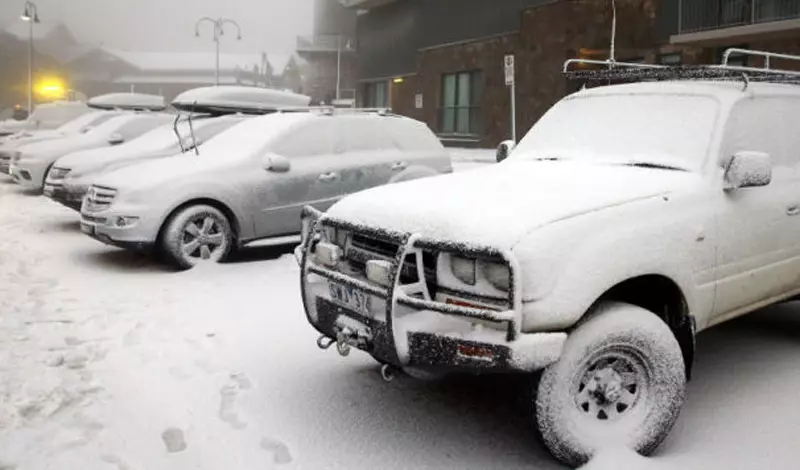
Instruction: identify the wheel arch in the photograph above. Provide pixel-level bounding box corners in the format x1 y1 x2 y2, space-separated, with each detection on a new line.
593 274 696 381
156 197 242 248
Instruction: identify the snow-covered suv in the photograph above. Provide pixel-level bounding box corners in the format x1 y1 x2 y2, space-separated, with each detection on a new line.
297 61 800 465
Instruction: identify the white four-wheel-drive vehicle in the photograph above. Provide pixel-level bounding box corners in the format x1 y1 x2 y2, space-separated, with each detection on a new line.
44 86 312 211
296 48 800 466
9 93 171 192
79 107 452 269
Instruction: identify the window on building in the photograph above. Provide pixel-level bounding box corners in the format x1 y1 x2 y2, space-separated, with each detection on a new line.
658 53 683 65
716 44 749 66
620 57 645 64
364 81 388 108
441 70 482 135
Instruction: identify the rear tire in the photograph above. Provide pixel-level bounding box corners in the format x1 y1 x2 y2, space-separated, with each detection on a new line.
534 301 686 467
161 205 234 270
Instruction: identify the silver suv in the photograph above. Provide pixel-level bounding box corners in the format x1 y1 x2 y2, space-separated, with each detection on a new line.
79 109 452 269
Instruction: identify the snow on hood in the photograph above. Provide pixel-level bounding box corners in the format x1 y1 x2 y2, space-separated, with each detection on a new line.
18 133 101 160
93 152 223 191
326 160 700 249
55 144 174 173
0 130 65 149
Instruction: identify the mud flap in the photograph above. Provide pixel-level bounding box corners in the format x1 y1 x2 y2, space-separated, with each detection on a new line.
675 314 696 381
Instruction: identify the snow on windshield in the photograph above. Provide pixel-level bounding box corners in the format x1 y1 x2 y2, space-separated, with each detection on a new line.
197 112 309 158
120 118 216 153
83 114 139 137
56 111 115 134
512 93 721 172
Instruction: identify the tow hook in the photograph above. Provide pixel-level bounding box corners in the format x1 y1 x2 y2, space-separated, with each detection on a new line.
380 364 399 382
317 335 335 350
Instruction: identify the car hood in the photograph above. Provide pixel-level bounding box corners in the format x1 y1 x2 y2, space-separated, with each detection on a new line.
92 151 225 191
57 145 175 174
19 134 102 160
326 159 701 249
1 130 67 149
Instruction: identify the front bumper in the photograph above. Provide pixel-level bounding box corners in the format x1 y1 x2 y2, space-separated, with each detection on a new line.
10 161 46 190
44 182 87 211
79 195 159 253
298 207 566 374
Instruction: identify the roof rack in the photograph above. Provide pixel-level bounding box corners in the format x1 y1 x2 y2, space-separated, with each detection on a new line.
562 48 800 89
274 106 398 117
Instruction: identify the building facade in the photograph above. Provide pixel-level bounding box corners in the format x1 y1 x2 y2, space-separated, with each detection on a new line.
344 0 800 148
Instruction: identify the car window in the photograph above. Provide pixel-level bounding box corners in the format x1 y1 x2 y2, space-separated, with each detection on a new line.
116 115 171 141
333 117 390 153
195 119 243 144
385 118 443 152
273 118 335 157
722 97 800 172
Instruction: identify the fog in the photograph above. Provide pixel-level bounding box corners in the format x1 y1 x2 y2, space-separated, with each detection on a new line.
0 0 314 53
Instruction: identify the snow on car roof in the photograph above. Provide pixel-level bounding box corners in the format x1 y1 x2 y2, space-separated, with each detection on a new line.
87 93 167 111
577 80 800 101
171 86 311 114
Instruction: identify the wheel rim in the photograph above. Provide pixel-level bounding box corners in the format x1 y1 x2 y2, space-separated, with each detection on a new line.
572 347 650 422
180 215 226 263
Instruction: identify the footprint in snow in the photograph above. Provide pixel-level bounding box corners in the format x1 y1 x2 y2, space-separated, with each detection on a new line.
161 427 188 453
260 436 293 464
218 373 252 430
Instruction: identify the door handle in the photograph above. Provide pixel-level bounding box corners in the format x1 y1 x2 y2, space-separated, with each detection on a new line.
391 162 408 171
787 204 800 216
318 172 337 182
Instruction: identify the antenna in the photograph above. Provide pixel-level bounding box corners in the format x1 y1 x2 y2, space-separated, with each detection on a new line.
172 114 185 153
189 101 199 156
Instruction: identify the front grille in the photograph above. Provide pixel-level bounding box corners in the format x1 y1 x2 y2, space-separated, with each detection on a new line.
344 231 438 287
48 167 71 181
81 214 107 224
84 185 117 212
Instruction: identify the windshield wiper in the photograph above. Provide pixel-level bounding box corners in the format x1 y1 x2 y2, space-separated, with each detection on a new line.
622 162 687 172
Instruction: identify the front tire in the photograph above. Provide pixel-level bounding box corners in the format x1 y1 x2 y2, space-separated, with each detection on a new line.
534 301 686 467
161 205 234 270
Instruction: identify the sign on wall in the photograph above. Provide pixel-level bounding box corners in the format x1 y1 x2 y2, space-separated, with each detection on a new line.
415 93 423 109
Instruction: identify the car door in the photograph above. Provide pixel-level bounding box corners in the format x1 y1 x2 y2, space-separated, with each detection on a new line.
254 117 342 238
712 96 800 320
334 115 404 196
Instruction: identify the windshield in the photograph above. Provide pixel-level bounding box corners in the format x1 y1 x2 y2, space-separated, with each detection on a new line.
84 114 137 137
56 111 117 134
122 117 218 153
28 104 86 123
512 93 721 172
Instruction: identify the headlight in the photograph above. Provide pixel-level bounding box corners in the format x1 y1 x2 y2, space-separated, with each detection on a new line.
48 167 71 180
450 255 477 285
482 261 511 292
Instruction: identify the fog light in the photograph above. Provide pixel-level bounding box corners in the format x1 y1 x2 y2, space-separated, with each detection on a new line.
315 242 343 267
110 216 139 228
366 260 393 287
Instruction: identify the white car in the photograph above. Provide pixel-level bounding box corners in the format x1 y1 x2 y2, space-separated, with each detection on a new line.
44 85 313 210
0 110 124 175
79 109 452 269
44 114 249 210
0 100 92 137
10 112 173 191
296 49 800 466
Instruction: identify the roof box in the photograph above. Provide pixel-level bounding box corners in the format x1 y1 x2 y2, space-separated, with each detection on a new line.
171 86 312 115
87 93 167 111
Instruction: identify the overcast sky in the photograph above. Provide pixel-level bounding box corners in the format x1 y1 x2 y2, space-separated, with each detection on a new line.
0 0 314 54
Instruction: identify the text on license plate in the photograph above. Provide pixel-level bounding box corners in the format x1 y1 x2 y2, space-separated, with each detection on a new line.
80 223 94 235
328 282 371 315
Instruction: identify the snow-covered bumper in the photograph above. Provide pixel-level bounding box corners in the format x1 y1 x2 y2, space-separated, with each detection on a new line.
0 150 14 175
78 185 159 252
44 172 88 212
297 207 566 374
9 159 48 190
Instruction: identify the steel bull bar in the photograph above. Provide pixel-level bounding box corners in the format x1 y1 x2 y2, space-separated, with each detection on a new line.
297 206 541 380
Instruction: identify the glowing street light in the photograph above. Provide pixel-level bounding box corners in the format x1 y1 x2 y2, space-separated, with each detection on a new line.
21 1 40 116
194 17 242 86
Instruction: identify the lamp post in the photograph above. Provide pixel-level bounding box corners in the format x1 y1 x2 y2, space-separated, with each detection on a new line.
195 17 242 86
21 1 40 116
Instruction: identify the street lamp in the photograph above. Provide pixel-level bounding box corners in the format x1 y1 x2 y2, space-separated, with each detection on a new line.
195 17 242 86
21 1 40 117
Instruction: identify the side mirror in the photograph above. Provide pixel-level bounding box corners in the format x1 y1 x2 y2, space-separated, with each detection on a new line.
265 154 291 173
496 140 516 162
723 151 771 190
108 132 125 145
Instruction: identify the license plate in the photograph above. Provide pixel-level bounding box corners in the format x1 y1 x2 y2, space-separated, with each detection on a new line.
80 223 94 235
328 282 371 315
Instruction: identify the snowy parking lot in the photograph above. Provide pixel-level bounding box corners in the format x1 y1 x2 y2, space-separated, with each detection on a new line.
2 151 800 469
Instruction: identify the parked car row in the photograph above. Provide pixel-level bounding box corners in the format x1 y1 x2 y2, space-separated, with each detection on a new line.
3 85 454 270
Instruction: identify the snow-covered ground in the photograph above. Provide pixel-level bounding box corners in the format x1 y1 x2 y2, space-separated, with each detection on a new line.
2 150 800 469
